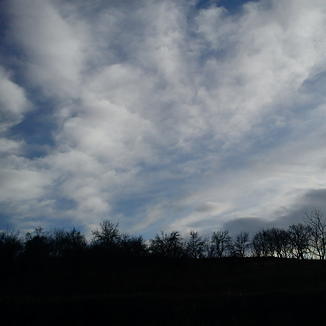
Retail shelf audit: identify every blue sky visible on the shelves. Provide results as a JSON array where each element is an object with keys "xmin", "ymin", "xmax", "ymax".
[{"xmin": 1, "ymin": 0, "xmax": 326, "ymax": 236}]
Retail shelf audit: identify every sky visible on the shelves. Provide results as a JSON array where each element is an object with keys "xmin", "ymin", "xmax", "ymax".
[{"xmin": 1, "ymin": 0, "xmax": 326, "ymax": 237}]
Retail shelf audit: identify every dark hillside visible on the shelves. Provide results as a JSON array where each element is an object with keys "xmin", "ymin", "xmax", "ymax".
[
  {"xmin": 1, "ymin": 257, "xmax": 326, "ymax": 325},
  {"xmin": 2, "ymin": 217, "xmax": 326, "ymax": 325}
]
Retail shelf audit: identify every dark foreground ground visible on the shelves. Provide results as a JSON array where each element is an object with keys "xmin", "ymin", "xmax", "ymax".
[{"xmin": 1, "ymin": 257, "xmax": 326, "ymax": 325}]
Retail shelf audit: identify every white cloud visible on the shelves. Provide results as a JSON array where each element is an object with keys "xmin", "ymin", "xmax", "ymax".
[
  {"xmin": 0, "ymin": 168, "xmax": 51, "ymax": 202},
  {"xmin": 0, "ymin": 67, "xmax": 30, "ymax": 131},
  {"xmin": 8, "ymin": 0, "xmax": 86, "ymax": 98},
  {"xmin": 2, "ymin": 0, "xmax": 326, "ymax": 233},
  {"xmin": 0, "ymin": 138, "xmax": 22, "ymax": 154}
]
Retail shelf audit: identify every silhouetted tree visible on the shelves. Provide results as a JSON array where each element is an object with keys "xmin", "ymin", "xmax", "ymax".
[
  {"xmin": 119, "ymin": 233, "xmax": 148, "ymax": 257},
  {"xmin": 251, "ymin": 228, "xmax": 291, "ymax": 258},
  {"xmin": 266, "ymin": 228, "xmax": 291, "ymax": 258},
  {"xmin": 24, "ymin": 227, "xmax": 52, "ymax": 260},
  {"xmin": 91, "ymin": 220, "xmax": 121, "ymax": 248},
  {"xmin": 251, "ymin": 230, "xmax": 270, "ymax": 257},
  {"xmin": 231, "ymin": 232, "xmax": 250, "ymax": 257},
  {"xmin": 288, "ymin": 223, "xmax": 311, "ymax": 259},
  {"xmin": 52, "ymin": 228, "xmax": 87, "ymax": 257},
  {"xmin": 0, "ymin": 231, "xmax": 22, "ymax": 262},
  {"xmin": 305, "ymin": 209, "xmax": 326, "ymax": 260},
  {"xmin": 185, "ymin": 231, "xmax": 206, "ymax": 259},
  {"xmin": 149, "ymin": 231, "xmax": 185, "ymax": 258},
  {"xmin": 207, "ymin": 230, "xmax": 232, "ymax": 258}
]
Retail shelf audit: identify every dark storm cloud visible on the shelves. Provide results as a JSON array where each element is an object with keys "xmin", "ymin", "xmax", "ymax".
[{"xmin": 222, "ymin": 189, "xmax": 326, "ymax": 235}]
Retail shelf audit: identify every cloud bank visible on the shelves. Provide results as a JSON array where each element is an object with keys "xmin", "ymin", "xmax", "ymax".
[{"xmin": 1, "ymin": 0, "xmax": 326, "ymax": 235}]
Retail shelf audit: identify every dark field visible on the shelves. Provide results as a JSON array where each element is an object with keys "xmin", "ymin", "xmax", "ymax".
[{"xmin": 2, "ymin": 258, "xmax": 326, "ymax": 325}]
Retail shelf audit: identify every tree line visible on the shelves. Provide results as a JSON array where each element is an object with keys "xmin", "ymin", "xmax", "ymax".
[{"xmin": 1, "ymin": 209, "xmax": 326, "ymax": 263}]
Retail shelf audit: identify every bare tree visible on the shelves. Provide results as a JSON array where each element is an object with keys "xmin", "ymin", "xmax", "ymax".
[
  {"xmin": 251, "ymin": 230, "xmax": 270, "ymax": 257},
  {"xmin": 231, "ymin": 232, "xmax": 250, "ymax": 258},
  {"xmin": 0, "ymin": 231, "xmax": 22, "ymax": 262},
  {"xmin": 267, "ymin": 228, "xmax": 291, "ymax": 258},
  {"xmin": 52, "ymin": 228, "xmax": 87, "ymax": 257},
  {"xmin": 24, "ymin": 227, "xmax": 52, "ymax": 259},
  {"xmin": 149, "ymin": 231, "xmax": 185, "ymax": 258},
  {"xmin": 305, "ymin": 209, "xmax": 326, "ymax": 260},
  {"xmin": 207, "ymin": 230, "xmax": 232, "ymax": 258},
  {"xmin": 251, "ymin": 228, "xmax": 291, "ymax": 258},
  {"xmin": 91, "ymin": 220, "xmax": 121, "ymax": 248},
  {"xmin": 119, "ymin": 233, "xmax": 148, "ymax": 257},
  {"xmin": 288, "ymin": 223, "xmax": 311, "ymax": 259},
  {"xmin": 185, "ymin": 231, "xmax": 206, "ymax": 259}
]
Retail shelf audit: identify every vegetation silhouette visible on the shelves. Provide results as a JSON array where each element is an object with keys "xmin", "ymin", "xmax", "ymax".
[{"xmin": 1, "ymin": 209, "xmax": 326, "ymax": 325}]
